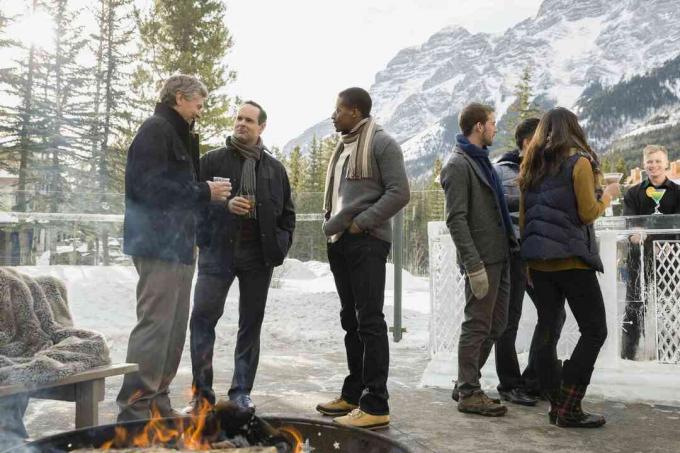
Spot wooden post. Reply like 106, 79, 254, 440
75, 378, 104, 428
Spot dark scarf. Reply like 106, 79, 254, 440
456, 134, 514, 238
227, 136, 264, 219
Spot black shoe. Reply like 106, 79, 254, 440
232, 394, 256, 413
452, 386, 500, 403
498, 388, 537, 407
557, 412, 606, 428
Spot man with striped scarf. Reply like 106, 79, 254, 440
315, 87, 410, 430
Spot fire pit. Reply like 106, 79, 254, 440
14, 416, 412, 452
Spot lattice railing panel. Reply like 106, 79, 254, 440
428, 222, 466, 356
654, 240, 680, 364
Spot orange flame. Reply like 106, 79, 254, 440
100, 397, 214, 450
279, 426, 304, 453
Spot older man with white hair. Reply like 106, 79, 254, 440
117, 74, 231, 422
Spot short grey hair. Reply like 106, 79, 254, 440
158, 74, 208, 106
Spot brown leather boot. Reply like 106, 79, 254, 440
457, 390, 507, 417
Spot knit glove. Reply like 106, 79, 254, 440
467, 266, 489, 300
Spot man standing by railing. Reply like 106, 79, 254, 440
118, 75, 231, 422
316, 87, 410, 430
441, 103, 516, 417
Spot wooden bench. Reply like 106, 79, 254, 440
0, 363, 138, 429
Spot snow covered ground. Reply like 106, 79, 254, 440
17, 260, 431, 365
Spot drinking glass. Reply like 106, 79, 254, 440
603, 172, 623, 216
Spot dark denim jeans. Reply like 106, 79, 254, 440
328, 232, 391, 416
189, 241, 273, 403
531, 269, 607, 389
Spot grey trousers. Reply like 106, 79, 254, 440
117, 256, 195, 422
457, 259, 510, 396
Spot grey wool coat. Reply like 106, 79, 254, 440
440, 146, 518, 273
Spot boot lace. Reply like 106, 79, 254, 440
346, 408, 365, 419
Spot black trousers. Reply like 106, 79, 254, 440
328, 233, 391, 416
495, 253, 567, 391
521, 282, 566, 393
189, 241, 273, 404
531, 269, 607, 388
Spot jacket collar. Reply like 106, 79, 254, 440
154, 103, 193, 140
496, 149, 521, 165
454, 146, 494, 191
641, 177, 673, 190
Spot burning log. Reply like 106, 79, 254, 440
87, 399, 296, 452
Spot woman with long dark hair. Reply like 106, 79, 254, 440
518, 107, 620, 428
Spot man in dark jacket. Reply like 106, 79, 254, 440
493, 118, 566, 403
441, 103, 516, 417
315, 87, 410, 430
118, 75, 231, 422
622, 145, 680, 359
186, 101, 295, 413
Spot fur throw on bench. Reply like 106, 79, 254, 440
0, 268, 110, 386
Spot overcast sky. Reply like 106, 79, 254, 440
224, 0, 544, 148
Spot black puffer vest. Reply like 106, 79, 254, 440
521, 154, 603, 272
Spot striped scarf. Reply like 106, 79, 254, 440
323, 117, 377, 212
228, 135, 263, 219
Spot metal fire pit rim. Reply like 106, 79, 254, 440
18, 414, 413, 453
262, 415, 413, 451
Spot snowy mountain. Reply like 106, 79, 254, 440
284, 0, 680, 179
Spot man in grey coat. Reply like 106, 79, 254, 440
440, 102, 517, 416
315, 87, 410, 430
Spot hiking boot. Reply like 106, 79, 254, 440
452, 384, 500, 403
555, 384, 605, 428
457, 391, 507, 417
498, 388, 538, 406
333, 409, 390, 430
316, 397, 359, 416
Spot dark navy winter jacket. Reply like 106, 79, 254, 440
521, 154, 603, 272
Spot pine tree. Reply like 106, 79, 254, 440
0, 3, 13, 141
270, 145, 287, 167
306, 135, 323, 192
85, 0, 135, 264
133, 0, 236, 143
428, 157, 445, 220
501, 65, 542, 150
38, 0, 90, 214
0, 0, 51, 212
287, 146, 307, 194
615, 156, 627, 175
